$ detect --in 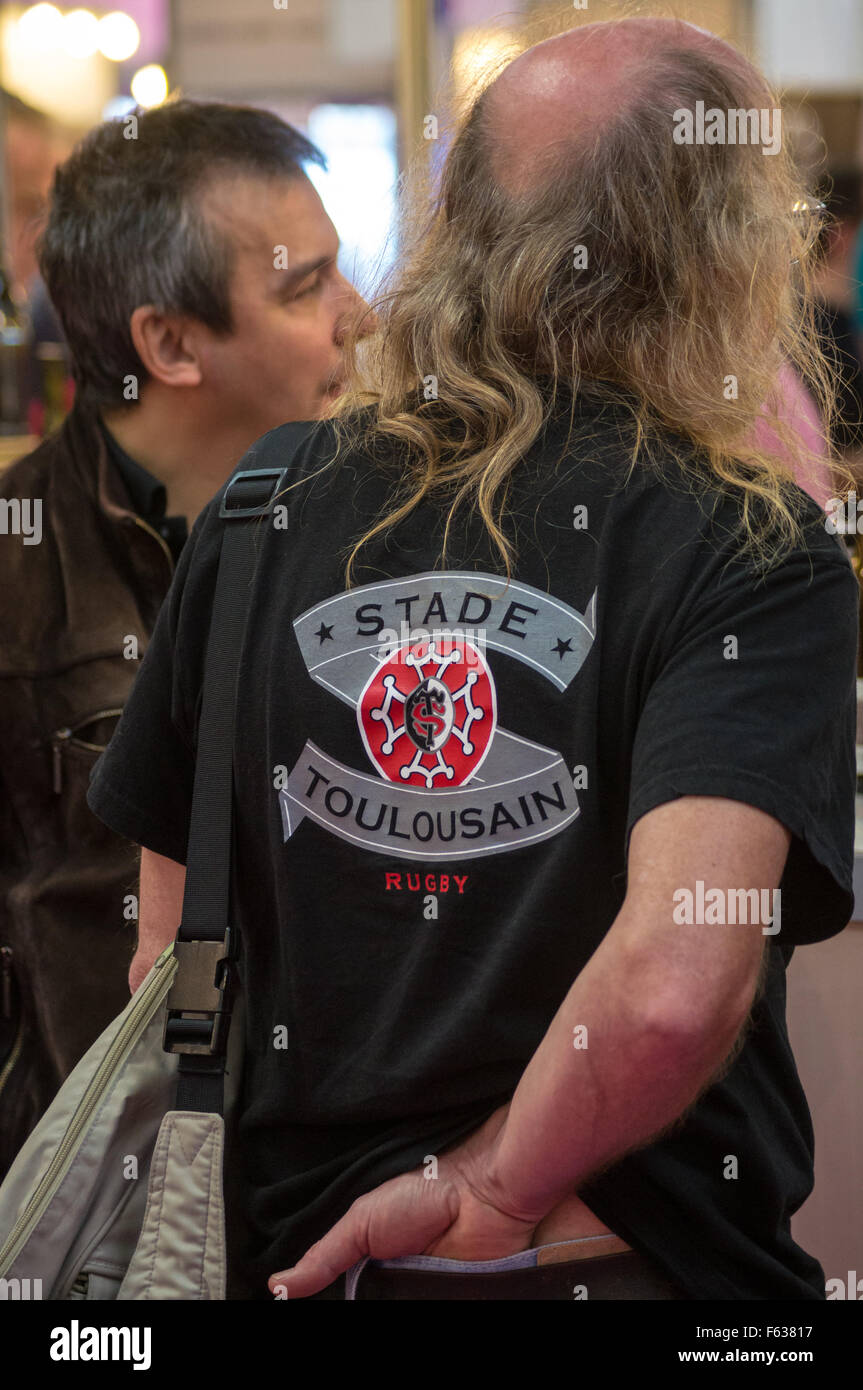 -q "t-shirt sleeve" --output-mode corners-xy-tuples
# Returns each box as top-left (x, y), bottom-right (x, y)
(86, 495), (223, 864)
(626, 526), (859, 945)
